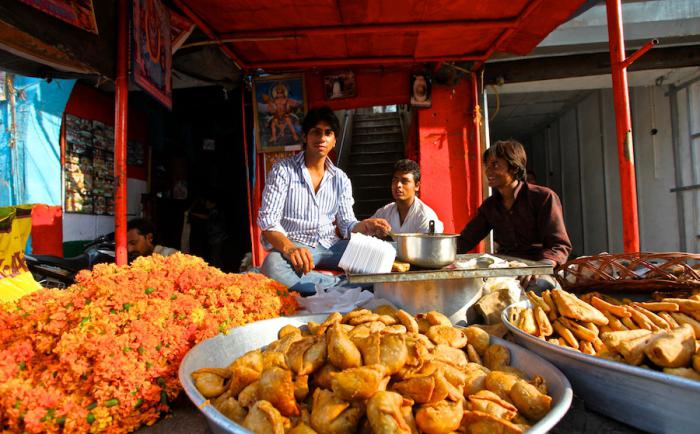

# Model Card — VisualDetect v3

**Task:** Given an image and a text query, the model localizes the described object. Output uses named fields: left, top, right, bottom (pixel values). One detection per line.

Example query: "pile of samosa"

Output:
left=193, top=308, right=556, bottom=434
left=510, top=288, right=700, bottom=381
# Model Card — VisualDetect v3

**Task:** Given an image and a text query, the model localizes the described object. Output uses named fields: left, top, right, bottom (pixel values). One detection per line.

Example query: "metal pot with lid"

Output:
left=391, top=220, right=459, bottom=268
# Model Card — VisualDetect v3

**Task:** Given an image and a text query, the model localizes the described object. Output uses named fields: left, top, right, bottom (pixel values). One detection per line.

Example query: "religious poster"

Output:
left=324, top=70, right=356, bottom=100
left=18, top=0, right=98, bottom=34
left=170, top=9, right=195, bottom=53
left=253, top=74, right=306, bottom=153
left=132, top=0, right=172, bottom=109
left=264, top=151, right=298, bottom=176
left=410, top=73, right=432, bottom=108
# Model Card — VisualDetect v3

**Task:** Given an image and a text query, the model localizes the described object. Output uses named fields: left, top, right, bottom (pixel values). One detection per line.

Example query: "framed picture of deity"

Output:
left=253, top=74, right=306, bottom=153
left=132, top=0, right=172, bottom=109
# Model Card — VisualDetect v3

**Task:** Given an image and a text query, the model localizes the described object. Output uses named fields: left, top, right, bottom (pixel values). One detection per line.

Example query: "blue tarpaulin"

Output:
left=0, top=74, right=76, bottom=207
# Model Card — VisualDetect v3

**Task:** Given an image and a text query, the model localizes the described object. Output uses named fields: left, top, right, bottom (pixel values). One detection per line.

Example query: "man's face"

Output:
left=127, top=229, right=154, bottom=259
left=391, top=171, right=419, bottom=203
left=304, top=121, right=336, bottom=159
left=484, top=155, right=516, bottom=189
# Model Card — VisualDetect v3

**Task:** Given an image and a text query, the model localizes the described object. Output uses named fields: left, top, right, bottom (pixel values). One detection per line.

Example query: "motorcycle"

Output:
left=25, top=233, right=115, bottom=288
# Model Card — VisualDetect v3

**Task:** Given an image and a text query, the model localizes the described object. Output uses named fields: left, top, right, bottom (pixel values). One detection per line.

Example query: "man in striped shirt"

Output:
left=258, top=106, right=391, bottom=294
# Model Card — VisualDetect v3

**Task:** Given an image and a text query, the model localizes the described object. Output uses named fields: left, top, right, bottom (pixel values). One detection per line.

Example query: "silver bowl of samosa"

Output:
left=179, top=311, right=572, bottom=434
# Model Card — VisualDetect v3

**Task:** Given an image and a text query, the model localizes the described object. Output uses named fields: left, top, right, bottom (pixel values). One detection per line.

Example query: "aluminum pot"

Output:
left=392, top=222, right=459, bottom=268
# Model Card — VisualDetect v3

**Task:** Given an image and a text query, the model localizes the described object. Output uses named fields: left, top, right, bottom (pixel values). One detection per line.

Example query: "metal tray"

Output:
left=179, top=314, right=572, bottom=434
left=502, top=301, right=700, bottom=434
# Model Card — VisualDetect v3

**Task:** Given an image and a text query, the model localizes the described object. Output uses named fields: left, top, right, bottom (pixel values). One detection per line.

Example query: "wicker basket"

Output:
left=555, top=252, right=700, bottom=292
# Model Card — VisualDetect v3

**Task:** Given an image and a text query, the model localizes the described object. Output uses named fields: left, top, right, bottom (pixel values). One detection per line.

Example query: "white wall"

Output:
left=529, top=78, right=698, bottom=256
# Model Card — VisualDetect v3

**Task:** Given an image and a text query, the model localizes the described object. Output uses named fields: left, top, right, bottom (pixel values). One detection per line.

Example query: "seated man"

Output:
left=372, top=159, right=444, bottom=234
left=258, top=106, right=391, bottom=295
left=458, top=140, right=572, bottom=289
left=127, top=218, right=178, bottom=260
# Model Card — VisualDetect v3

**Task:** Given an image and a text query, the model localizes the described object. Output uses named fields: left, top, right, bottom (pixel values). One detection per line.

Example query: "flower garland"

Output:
left=0, top=254, right=298, bottom=433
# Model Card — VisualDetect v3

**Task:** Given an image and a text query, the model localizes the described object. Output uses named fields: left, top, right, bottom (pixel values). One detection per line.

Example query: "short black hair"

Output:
left=127, top=218, right=156, bottom=237
left=482, top=139, right=527, bottom=181
left=393, top=159, right=421, bottom=183
left=302, top=106, right=340, bottom=136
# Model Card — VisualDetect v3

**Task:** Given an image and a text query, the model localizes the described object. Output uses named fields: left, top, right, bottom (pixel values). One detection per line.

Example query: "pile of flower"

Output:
left=0, top=253, right=298, bottom=433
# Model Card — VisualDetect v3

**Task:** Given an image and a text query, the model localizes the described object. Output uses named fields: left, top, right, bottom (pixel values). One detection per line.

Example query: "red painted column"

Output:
left=469, top=72, right=485, bottom=253
left=114, top=0, right=129, bottom=265
left=605, top=0, right=640, bottom=252
left=417, top=80, right=476, bottom=236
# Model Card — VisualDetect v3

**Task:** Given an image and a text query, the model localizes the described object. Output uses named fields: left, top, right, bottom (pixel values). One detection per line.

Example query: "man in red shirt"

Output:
left=458, top=140, right=572, bottom=289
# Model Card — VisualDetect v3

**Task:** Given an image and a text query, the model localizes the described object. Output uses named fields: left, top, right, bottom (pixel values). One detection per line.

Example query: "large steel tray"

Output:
left=347, top=253, right=552, bottom=284
left=179, top=314, right=573, bottom=434
left=502, top=301, right=700, bottom=434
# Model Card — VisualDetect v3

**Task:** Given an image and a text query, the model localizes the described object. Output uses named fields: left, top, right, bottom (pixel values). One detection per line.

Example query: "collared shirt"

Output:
left=257, top=152, right=358, bottom=250
left=458, top=181, right=572, bottom=265
left=371, top=197, right=444, bottom=234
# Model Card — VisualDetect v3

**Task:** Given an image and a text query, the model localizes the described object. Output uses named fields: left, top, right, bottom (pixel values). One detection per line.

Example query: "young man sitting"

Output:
left=371, top=159, right=444, bottom=234
left=127, top=218, right=178, bottom=261
left=257, top=106, right=391, bottom=295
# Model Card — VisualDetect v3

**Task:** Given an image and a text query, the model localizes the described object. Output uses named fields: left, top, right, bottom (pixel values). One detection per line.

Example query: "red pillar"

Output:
left=469, top=72, right=484, bottom=253
left=605, top=0, right=640, bottom=252
left=114, top=0, right=129, bottom=265
left=417, top=80, right=477, bottom=235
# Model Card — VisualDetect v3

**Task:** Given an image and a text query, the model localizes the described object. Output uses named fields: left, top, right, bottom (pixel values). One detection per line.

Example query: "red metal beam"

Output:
left=240, top=86, right=259, bottom=267
left=114, top=0, right=128, bottom=265
left=470, top=71, right=484, bottom=253
left=622, top=38, right=658, bottom=69
left=605, top=0, right=640, bottom=252
left=220, top=18, right=517, bottom=40
left=481, top=0, right=546, bottom=60
left=250, top=53, right=484, bottom=70
left=171, top=0, right=247, bottom=69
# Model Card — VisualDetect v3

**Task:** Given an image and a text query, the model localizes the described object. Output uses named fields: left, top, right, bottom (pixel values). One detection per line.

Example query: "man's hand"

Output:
left=283, top=245, right=314, bottom=274
left=353, top=218, right=392, bottom=237
left=518, top=259, right=557, bottom=289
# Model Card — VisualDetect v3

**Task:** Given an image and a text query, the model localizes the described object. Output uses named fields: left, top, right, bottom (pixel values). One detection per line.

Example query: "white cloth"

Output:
left=371, top=197, right=444, bottom=234
left=154, top=245, right=178, bottom=257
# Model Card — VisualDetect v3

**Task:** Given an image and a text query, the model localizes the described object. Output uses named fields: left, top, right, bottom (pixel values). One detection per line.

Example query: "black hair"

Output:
left=393, top=159, right=421, bottom=183
left=301, top=106, right=340, bottom=136
left=127, top=218, right=156, bottom=237
left=482, top=139, right=527, bottom=181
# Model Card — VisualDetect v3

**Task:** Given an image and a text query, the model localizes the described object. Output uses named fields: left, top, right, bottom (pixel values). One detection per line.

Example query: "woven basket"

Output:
left=555, top=252, right=700, bottom=292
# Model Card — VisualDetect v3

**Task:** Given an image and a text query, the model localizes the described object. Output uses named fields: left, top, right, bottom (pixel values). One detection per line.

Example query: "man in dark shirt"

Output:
left=458, top=140, right=572, bottom=288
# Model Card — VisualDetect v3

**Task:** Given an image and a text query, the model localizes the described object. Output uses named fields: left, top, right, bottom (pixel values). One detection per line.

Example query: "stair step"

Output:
left=348, top=151, right=403, bottom=165
left=348, top=165, right=394, bottom=176
left=354, top=113, right=400, bottom=121
left=350, top=173, right=394, bottom=187
left=353, top=127, right=402, bottom=137
left=353, top=119, right=402, bottom=129
left=351, top=137, right=404, bottom=148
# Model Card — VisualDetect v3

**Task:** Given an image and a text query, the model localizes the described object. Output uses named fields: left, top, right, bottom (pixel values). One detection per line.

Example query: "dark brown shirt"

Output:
left=458, top=181, right=572, bottom=265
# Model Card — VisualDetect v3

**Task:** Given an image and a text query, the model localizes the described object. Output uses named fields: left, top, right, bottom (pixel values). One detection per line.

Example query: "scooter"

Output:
left=25, top=234, right=115, bottom=288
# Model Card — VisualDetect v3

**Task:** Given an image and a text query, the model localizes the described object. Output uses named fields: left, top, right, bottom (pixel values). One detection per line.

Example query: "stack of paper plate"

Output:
left=338, top=232, right=396, bottom=274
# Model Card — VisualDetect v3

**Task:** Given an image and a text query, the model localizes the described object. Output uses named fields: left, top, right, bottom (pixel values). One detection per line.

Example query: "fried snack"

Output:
left=464, top=326, right=491, bottom=355
left=378, top=333, right=409, bottom=374
left=552, top=320, right=579, bottom=349
left=243, top=400, right=291, bottom=434
left=631, top=304, right=670, bottom=330
left=238, top=381, right=261, bottom=408
left=392, top=374, right=439, bottom=404
left=590, top=296, right=630, bottom=318
left=228, top=350, right=264, bottom=396
left=313, top=364, right=340, bottom=390
left=620, top=316, right=638, bottom=330
left=627, top=306, right=659, bottom=331
left=288, top=423, right=318, bottom=434
left=313, top=312, right=343, bottom=335
left=377, top=315, right=398, bottom=326
left=330, top=365, right=389, bottom=400
left=287, top=337, right=328, bottom=375
left=644, top=324, right=696, bottom=368
left=662, top=298, right=700, bottom=313
left=259, top=367, right=300, bottom=417
left=636, top=301, right=679, bottom=312
left=366, top=391, right=415, bottom=434
left=533, top=306, right=553, bottom=337
left=192, top=368, right=231, bottom=398
left=425, top=311, right=452, bottom=327
left=617, top=332, right=662, bottom=365
left=484, top=371, right=520, bottom=400
left=468, top=390, right=518, bottom=420
left=473, top=323, right=509, bottom=339
left=463, top=366, right=489, bottom=396
left=662, top=367, right=700, bottom=381
left=552, top=290, right=609, bottom=325
left=396, top=309, right=420, bottom=333
left=694, top=353, right=700, bottom=373
left=327, top=323, right=362, bottom=370
left=558, top=317, right=596, bottom=342
left=658, top=312, right=680, bottom=328
left=415, top=400, right=463, bottom=434
left=426, top=325, right=468, bottom=348
left=601, top=310, right=628, bottom=331
left=294, top=375, right=310, bottom=402
left=600, top=329, right=651, bottom=350
left=461, top=410, right=524, bottom=434
left=416, top=316, right=432, bottom=334
left=310, top=388, right=363, bottom=434
left=670, top=312, right=700, bottom=336
left=392, top=261, right=411, bottom=272
left=526, top=291, right=550, bottom=313
left=215, top=397, right=248, bottom=425
left=516, top=308, right=538, bottom=336
left=432, top=344, right=468, bottom=368
left=467, top=344, right=483, bottom=365
left=541, top=290, right=559, bottom=321
left=509, top=380, right=552, bottom=421
left=579, top=341, right=595, bottom=355
left=483, top=344, right=510, bottom=371
left=342, top=309, right=372, bottom=324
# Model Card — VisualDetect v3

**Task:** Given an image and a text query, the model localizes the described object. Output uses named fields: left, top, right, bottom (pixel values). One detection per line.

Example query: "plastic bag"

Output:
left=0, top=205, right=41, bottom=303
left=297, top=284, right=374, bottom=314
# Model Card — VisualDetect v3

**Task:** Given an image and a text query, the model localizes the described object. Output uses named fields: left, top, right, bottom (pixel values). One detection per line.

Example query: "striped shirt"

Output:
left=257, top=152, right=358, bottom=250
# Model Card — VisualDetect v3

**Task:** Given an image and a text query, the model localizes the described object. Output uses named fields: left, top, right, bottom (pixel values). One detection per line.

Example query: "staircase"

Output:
left=345, top=112, right=405, bottom=220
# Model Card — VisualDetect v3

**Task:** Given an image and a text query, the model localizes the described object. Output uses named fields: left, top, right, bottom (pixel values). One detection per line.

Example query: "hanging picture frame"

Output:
left=131, top=0, right=172, bottom=109
left=410, top=73, right=432, bottom=108
left=18, top=0, right=99, bottom=34
left=323, top=70, right=356, bottom=100
left=253, top=74, right=306, bottom=153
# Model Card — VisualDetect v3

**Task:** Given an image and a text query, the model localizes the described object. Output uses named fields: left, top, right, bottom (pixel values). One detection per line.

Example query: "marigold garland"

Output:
left=0, top=253, right=299, bottom=433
